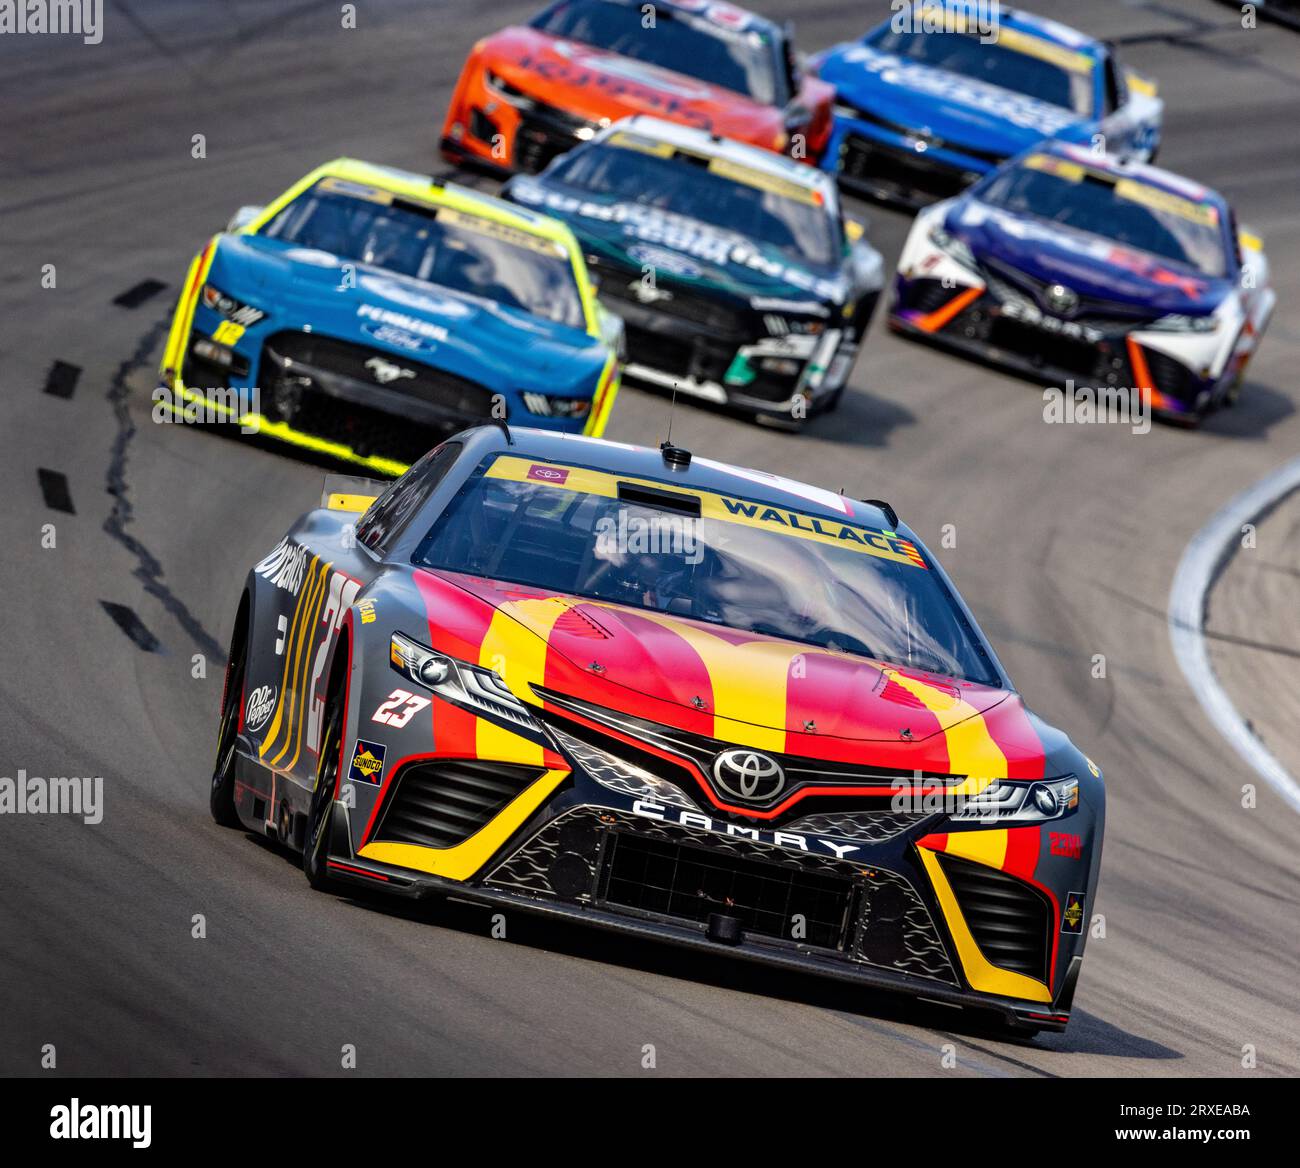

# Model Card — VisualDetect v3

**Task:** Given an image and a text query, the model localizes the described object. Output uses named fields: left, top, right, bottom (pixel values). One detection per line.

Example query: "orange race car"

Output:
left=441, top=0, right=834, bottom=176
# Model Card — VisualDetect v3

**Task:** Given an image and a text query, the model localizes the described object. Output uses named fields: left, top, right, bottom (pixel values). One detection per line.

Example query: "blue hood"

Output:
left=816, top=43, right=1091, bottom=158
left=946, top=199, right=1229, bottom=316
left=208, top=234, right=605, bottom=394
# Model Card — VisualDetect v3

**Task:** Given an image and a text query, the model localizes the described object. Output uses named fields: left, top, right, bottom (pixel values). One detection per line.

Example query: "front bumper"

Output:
left=824, top=117, right=1004, bottom=210
left=165, top=324, right=594, bottom=476
left=888, top=274, right=1218, bottom=418
left=315, top=745, right=1096, bottom=1032
left=441, top=65, right=605, bottom=176
left=593, top=276, right=867, bottom=420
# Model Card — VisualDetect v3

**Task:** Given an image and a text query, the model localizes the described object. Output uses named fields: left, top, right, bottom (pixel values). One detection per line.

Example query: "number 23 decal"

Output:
left=372, top=688, right=431, bottom=729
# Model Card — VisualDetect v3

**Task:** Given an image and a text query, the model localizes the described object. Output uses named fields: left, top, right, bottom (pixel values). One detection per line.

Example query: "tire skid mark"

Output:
left=104, top=317, right=225, bottom=663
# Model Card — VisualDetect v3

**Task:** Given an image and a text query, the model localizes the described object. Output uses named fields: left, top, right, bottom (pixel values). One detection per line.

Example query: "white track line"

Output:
left=1168, top=455, right=1300, bottom=815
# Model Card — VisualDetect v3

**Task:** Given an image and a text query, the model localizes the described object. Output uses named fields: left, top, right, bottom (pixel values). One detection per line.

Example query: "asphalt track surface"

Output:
left=1, top=0, right=1298, bottom=1077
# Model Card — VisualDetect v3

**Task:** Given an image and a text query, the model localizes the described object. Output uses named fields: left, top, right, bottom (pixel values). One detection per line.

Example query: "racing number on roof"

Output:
left=307, top=571, right=362, bottom=756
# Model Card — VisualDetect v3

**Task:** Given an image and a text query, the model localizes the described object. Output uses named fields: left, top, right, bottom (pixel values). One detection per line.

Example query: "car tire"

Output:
left=210, top=618, right=247, bottom=828
left=304, top=684, right=344, bottom=891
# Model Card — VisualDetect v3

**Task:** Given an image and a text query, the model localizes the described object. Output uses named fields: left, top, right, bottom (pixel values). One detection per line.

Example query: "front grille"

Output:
left=599, top=831, right=856, bottom=950
left=485, top=806, right=959, bottom=984
left=840, top=135, right=973, bottom=203
left=897, top=278, right=960, bottom=316
left=264, top=331, right=495, bottom=416
left=259, top=331, right=496, bottom=464
left=987, top=315, right=1102, bottom=379
left=939, top=853, right=1052, bottom=983
left=373, top=760, right=545, bottom=849
left=981, top=259, right=1159, bottom=327
left=837, top=105, right=1007, bottom=167
left=622, top=324, right=696, bottom=377
left=1142, top=346, right=1199, bottom=402
left=514, top=105, right=599, bottom=174
left=783, top=810, right=924, bottom=843
left=534, top=689, right=963, bottom=818
left=597, top=277, right=750, bottom=335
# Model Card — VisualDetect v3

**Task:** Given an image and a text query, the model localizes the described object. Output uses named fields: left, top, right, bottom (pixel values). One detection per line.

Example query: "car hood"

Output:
left=416, top=569, right=1048, bottom=778
left=816, top=43, right=1088, bottom=157
left=507, top=175, right=847, bottom=305
left=484, top=26, right=784, bottom=142
left=946, top=199, right=1229, bottom=314
left=210, top=234, right=604, bottom=391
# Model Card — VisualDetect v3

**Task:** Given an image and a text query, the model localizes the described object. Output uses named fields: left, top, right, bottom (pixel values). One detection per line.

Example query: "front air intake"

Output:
left=937, top=853, right=1053, bottom=984
left=373, top=760, right=545, bottom=849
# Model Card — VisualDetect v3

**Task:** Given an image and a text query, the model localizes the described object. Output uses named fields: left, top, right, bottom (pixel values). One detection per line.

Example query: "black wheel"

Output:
left=304, top=687, right=344, bottom=890
left=210, top=623, right=246, bottom=828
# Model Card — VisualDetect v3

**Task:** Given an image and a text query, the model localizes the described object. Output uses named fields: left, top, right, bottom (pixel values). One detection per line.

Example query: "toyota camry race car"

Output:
left=811, top=2, right=1162, bottom=208
left=440, top=0, right=834, bottom=176
left=212, top=424, right=1104, bottom=1035
left=503, top=116, right=885, bottom=425
left=159, top=159, right=622, bottom=476
left=889, top=142, right=1274, bottom=422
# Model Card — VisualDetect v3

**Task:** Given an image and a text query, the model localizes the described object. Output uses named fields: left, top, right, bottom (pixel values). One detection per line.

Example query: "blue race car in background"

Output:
left=159, top=159, right=622, bottom=476
left=888, top=142, right=1275, bottom=423
left=811, top=2, right=1162, bottom=208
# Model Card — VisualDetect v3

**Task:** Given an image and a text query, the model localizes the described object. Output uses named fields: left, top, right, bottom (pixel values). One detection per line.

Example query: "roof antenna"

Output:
left=660, top=379, right=692, bottom=470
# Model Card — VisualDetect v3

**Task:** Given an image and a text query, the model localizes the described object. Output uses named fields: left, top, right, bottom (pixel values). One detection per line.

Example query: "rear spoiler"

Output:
left=321, top=473, right=386, bottom=513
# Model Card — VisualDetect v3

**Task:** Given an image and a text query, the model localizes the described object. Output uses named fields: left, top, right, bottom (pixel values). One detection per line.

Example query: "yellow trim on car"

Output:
left=358, top=767, right=568, bottom=881
left=918, top=847, right=1053, bottom=1003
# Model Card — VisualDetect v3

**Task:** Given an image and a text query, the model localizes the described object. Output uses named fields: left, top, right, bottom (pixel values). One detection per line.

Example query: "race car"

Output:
left=159, top=159, right=623, bottom=476
left=440, top=0, right=834, bottom=176
left=888, top=142, right=1275, bottom=422
left=502, top=116, right=885, bottom=425
left=810, top=2, right=1162, bottom=209
left=211, top=423, right=1105, bottom=1036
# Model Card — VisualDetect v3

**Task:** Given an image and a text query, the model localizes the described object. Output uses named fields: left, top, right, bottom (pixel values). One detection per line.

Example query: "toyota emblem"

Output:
left=1044, top=283, right=1079, bottom=315
left=712, top=748, right=785, bottom=803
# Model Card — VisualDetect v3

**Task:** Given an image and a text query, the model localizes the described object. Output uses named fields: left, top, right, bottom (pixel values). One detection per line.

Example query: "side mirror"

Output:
left=227, top=205, right=265, bottom=234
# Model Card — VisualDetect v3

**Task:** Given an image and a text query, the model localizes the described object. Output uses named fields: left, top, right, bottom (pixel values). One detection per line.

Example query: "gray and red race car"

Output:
left=213, top=424, right=1104, bottom=1034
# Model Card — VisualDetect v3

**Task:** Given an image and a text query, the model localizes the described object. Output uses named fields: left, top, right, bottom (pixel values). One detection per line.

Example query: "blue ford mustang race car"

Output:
left=811, top=3, right=1162, bottom=208
left=159, top=159, right=623, bottom=476
left=889, top=142, right=1275, bottom=422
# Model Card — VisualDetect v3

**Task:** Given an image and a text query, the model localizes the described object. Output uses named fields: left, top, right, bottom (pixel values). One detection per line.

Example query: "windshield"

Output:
left=533, top=0, right=783, bottom=106
left=976, top=155, right=1227, bottom=277
left=867, top=26, right=1094, bottom=115
left=415, top=455, right=1000, bottom=685
left=546, top=139, right=838, bottom=267
left=261, top=180, right=586, bottom=328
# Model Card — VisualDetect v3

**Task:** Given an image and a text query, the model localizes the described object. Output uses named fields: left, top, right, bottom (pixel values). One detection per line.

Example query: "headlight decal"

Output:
left=390, top=631, right=544, bottom=743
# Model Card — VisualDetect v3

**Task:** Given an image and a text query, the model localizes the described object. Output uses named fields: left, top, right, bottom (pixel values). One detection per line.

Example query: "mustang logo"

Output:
left=364, top=356, right=416, bottom=385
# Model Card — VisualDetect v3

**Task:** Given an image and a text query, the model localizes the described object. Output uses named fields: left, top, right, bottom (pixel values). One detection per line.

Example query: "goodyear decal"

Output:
left=436, top=204, right=568, bottom=257
left=1114, top=178, right=1219, bottom=226
left=483, top=455, right=928, bottom=569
